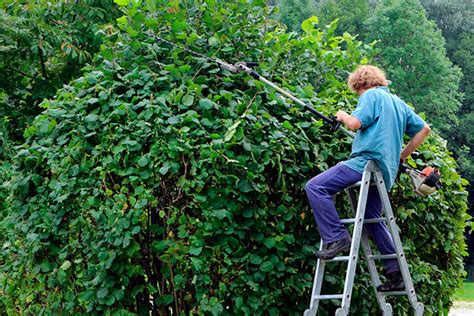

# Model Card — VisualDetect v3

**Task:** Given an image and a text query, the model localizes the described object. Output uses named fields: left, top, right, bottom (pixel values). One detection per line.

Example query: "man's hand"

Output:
left=336, top=110, right=350, bottom=122
left=336, top=110, right=361, bottom=130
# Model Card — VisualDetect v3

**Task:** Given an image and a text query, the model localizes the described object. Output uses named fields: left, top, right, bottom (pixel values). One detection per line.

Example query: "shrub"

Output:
left=0, top=1, right=468, bottom=315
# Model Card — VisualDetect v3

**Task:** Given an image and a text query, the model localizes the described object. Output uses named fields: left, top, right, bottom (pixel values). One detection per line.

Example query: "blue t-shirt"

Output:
left=341, top=86, right=426, bottom=190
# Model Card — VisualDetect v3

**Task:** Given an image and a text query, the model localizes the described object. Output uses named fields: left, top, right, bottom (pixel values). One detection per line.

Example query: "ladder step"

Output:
left=315, top=294, right=344, bottom=300
left=341, top=218, right=387, bottom=224
left=346, top=181, right=377, bottom=189
left=368, top=254, right=398, bottom=260
left=325, top=256, right=350, bottom=262
left=379, top=290, right=408, bottom=296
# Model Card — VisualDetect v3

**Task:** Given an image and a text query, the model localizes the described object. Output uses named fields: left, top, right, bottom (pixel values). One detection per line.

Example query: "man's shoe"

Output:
left=315, top=237, right=352, bottom=260
left=377, top=271, right=405, bottom=292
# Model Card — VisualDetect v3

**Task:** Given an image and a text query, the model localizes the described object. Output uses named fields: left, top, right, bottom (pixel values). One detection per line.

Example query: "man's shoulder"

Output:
left=363, top=87, right=393, bottom=101
left=358, top=88, right=383, bottom=105
left=373, top=88, right=409, bottom=107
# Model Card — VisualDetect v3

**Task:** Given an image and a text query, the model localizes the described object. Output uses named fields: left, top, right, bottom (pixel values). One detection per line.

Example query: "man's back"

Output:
left=342, top=86, right=425, bottom=189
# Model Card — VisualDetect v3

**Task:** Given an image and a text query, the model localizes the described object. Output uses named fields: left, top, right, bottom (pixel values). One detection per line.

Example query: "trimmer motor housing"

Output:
left=404, top=166, right=441, bottom=196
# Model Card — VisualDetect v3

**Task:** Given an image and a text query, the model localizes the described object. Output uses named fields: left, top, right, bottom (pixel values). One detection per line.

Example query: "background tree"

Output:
left=284, top=0, right=465, bottom=140
left=426, top=6, right=473, bottom=187
left=275, top=0, right=317, bottom=31
left=314, top=0, right=370, bottom=35
left=420, top=0, right=474, bottom=278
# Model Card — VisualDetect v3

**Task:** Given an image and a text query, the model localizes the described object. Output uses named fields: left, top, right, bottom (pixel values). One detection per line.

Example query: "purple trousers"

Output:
left=305, top=163, right=399, bottom=273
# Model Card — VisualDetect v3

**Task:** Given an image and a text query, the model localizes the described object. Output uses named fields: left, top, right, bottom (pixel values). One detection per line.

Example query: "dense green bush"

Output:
left=0, top=1, right=469, bottom=315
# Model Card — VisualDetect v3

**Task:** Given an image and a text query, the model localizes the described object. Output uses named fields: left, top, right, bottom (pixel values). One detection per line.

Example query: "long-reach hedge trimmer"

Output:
left=152, top=34, right=441, bottom=196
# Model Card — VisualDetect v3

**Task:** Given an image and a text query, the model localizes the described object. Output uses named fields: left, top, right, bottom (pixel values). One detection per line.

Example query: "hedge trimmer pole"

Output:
left=234, top=62, right=355, bottom=138
left=151, top=34, right=353, bottom=137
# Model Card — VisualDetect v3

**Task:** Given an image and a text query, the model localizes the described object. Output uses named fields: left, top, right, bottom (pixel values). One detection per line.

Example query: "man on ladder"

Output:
left=305, top=65, right=431, bottom=291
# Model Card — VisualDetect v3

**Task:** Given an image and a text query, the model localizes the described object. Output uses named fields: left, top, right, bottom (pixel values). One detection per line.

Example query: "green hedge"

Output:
left=0, top=1, right=469, bottom=315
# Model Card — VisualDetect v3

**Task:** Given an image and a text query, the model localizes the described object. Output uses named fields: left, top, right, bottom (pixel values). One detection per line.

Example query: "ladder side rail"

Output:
left=373, top=168, right=424, bottom=315
left=338, top=166, right=372, bottom=313
left=308, top=241, right=327, bottom=314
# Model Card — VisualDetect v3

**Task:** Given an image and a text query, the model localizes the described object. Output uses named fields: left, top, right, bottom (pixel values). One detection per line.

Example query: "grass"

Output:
left=455, top=282, right=474, bottom=302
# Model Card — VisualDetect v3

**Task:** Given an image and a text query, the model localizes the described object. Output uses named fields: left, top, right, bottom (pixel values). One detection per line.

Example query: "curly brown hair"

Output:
left=348, top=65, right=388, bottom=93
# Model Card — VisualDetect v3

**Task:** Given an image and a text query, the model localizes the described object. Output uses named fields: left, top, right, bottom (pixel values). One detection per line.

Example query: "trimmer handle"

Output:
left=329, top=116, right=341, bottom=131
left=398, top=163, right=407, bottom=173
left=245, top=62, right=259, bottom=68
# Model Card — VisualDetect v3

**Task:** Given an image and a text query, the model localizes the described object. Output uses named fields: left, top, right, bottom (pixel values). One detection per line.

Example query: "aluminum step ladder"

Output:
left=304, top=161, right=424, bottom=316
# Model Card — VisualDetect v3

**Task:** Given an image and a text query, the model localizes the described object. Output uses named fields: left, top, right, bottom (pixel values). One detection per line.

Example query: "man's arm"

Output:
left=336, top=110, right=361, bottom=131
left=400, top=123, right=431, bottom=162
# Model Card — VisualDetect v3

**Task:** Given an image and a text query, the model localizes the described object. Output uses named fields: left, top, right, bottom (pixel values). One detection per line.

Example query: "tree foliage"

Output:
left=421, top=0, right=474, bottom=281
left=364, top=2, right=474, bottom=275
left=274, top=0, right=318, bottom=32
left=0, top=0, right=120, bottom=145
left=314, top=0, right=370, bottom=36
left=0, top=1, right=469, bottom=315
left=294, top=0, right=464, bottom=137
